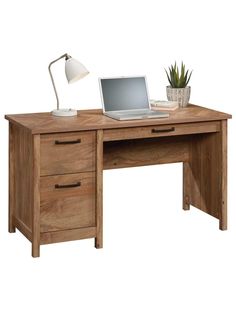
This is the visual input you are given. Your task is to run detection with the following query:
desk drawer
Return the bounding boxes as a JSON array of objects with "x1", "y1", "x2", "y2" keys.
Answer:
[
  {"x1": 103, "y1": 121, "x2": 220, "y2": 141},
  {"x1": 40, "y1": 131, "x2": 95, "y2": 176},
  {"x1": 40, "y1": 172, "x2": 95, "y2": 232}
]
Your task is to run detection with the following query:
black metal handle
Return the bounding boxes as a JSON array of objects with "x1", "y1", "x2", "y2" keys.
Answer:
[
  {"x1": 55, "y1": 182, "x2": 81, "y2": 189},
  {"x1": 151, "y1": 127, "x2": 175, "y2": 133},
  {"x1": 55, "y1": 139, "x2": 81, "y2": 145}
]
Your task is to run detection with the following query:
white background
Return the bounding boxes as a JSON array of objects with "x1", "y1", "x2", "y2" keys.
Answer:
[{"x1": 0, "y1": 0, "x2": 235, "y2": 313}]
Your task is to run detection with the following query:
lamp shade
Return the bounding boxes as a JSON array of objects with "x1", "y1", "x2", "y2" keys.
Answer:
[{"x1": 65, "y1": 57, "x2": 89, "y2": 84}]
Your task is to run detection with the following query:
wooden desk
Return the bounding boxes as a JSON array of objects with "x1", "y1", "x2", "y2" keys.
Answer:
[{"x1": 5, "y1": 105, "x2": 232, "y2": 257}]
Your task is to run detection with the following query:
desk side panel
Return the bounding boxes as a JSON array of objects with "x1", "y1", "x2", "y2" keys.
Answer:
[
  {"x1": 9, "y1": 124, "x2": 34, "y2": 235},
  {"x1": 188, "y1": 131, "x2": 222, "y2": 220}
]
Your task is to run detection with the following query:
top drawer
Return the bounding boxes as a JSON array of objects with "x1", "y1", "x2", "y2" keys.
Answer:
[
  {"x1": 40, "y1": 131, "x2": 96, "y2": 176},
  {"x1": 103, "y1": 121, "x2": 220, "y2": 142}
]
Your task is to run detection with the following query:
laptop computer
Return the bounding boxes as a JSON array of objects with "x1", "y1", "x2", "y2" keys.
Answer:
[{"x1": 99, "y1": 76, "x2": 169, "y2": 121}]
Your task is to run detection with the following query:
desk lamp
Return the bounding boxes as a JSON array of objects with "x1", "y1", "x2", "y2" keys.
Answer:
[{"x1": 48, "y1": 53, "x2": 89, "y2": 116}]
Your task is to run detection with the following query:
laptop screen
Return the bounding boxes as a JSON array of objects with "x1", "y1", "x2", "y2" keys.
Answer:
[{"x1": 100, "y1": 77, "x2": 150, "y2": 112}]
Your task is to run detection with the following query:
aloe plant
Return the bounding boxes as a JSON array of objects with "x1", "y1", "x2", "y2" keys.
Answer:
[{"x1": 165, "y1": 62, "x2": 192, "y2": 88}]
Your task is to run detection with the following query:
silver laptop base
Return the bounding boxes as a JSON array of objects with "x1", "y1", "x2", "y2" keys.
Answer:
[{"x1": 105, "y1": 110, "x2": 169, "y2": 121}]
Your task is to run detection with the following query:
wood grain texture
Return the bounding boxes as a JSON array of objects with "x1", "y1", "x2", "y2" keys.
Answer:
[
  {"x1": 183, "y1": 162, "x2": 191, "y2": 210},
  {"x1": 103, "y1": 121, "x2": 220, "y2": 142},
  {"x1": 104, "y1": 136, "x2": 189, "y2": 170},
  {"x1": 95, "y1": 130, "x2": 103, "y2": 248},
  {"x1": 199, "y1": 133, "x2": 220, "y2": 218},
  {"x1": 9, "y1": 124, "x2": 34, "y2": 231},
  {"x1": 40, "y1": 172, "x2": 96, "y2": 232},
  {"x1": 187, "y1": 136, "x2": 202, "y2": 209},
  {"x1": 9, "y1": 124, "x2": 15, "y2": 232},
  {"x1": 219, "y1": 120, "x2": 227, "y2": 230},
  {"x1": 32, "y1": 134, "x2": 40, "y2": 257},
  {"x1": 185, "y1": 127, "x2": 228, "y2": 228},
  {"x1": 41, "y1": 227, "x2": 96, "y2": 245},
  {"x1": 5, "y1": 105, "x2": 231, "y2": 134},
  {"x1": 8, "y1": 124, "x2": 41, "y2": 256},
  {"x1": 13, "y1": 216, "x2": 32, "y2": 242},
  {"x1": 40, "y1": 131, "x2": 96, "y2": 176}
]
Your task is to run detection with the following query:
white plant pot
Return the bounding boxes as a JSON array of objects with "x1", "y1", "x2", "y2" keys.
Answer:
[{"x1": 166, "y1": 86, "x2": 191, "y2": 108}]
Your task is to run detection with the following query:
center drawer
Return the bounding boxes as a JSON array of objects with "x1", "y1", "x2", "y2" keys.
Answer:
[
  {"x1": 103, "y1": 121, "x2": 220, "y2": 142},
  {"x1": 40, "y1": 172, "x2": 95, "y2": 233},
  {"x1": 40, "y1": 131, "x2": 96, "y2": 176}
]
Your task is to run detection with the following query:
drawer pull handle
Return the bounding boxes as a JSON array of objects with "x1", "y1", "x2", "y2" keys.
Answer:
[
  {"x1": 151, "y1": 127, "x2": 175, "y2": 133},
  {"x1": 55, "y1": 139, "x2": 81, "y2": 145},
  {"x1": 55, "y1": 182, "x2": 81, "y2": 189}
]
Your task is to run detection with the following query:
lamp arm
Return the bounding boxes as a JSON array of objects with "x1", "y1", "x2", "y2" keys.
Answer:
[{"x1": 48, "y1": 53, "x2": 71, "y2": 110}]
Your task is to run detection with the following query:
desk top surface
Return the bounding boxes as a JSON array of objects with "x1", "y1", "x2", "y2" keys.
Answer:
[{"x1": 5, "y1": 105, "x2": 232, "y2": 134}]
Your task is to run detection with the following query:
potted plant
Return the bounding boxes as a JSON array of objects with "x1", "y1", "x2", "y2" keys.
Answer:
[{"x1": 165, "y1": 62, "x2": 192, "y2": 108}]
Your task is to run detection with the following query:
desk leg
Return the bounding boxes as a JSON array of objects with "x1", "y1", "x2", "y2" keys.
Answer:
[
  {"x1": 219, "y1": 120, "x2": 227, "y2": 230},
  {"x1": 9, "y1": 124, "x2": 16, "y2": 233},
  {"x1": 95, "y1": 130, "x2": 103, "y2": 248},
  {"x1": 32, "y1": 135, "x2": 40, "y2": 257},
  {"x1": 183, "y1": 162, "x2": 191, "y2": 210}
]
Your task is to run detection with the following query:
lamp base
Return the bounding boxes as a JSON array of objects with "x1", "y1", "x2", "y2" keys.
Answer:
[{"x1": 52, "y1": 108, "x2": 77, "y2": 117}]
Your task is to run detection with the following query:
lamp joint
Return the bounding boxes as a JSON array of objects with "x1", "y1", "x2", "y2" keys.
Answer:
[{"x1": 65, "y1": 54, "x2": 72, "y2": 60}]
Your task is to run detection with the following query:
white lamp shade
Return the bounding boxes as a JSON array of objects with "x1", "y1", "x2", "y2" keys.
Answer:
[{"x1": 65, "y1": 58, "x2": 89, "y2": 84}]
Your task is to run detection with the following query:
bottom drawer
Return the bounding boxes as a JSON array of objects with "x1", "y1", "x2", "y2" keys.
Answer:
[{"x1": 40, "y1": 172, "x2": 95, "y2": 232}]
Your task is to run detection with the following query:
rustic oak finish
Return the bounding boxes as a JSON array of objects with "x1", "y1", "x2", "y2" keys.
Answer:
[
  {"x1": 40, "y1": 172, "x2": 96, "y2": 232},
  {"x1": 9, "y1": 124, "x2": 15, "y2": 233},
  {"x1": 32, "y1": 134, "x2": 40, "y2": 257},
  {"x1": 220, "y1": 120, "x2": 227, "y2": 230},
  {"x1": 104, "y1": 136, "x2": 190, "y2": 169},
  {"x1": 103, "y1": 121, "x2": 220, "y2": 142},
  {"x1": 5, "y1": 105, "x2": 231, "y2": 257},
  {"x1": 95, "y1": 130, "x2": 103, "y2": 249},
  {"x1": 9, "y1": 124, "x2": 34, "y2": 232},
  {"x1": 40, "y1": 227, "x2": 97, "y2": 245},
  {"x1": 40, "y1": 131, "x2": 96, "y2": 176},
  {"x1": 5, "y1": 105, "x2": 229, "y2": 134}
]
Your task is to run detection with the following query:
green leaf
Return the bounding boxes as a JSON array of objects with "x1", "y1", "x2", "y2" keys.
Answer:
[
  {"x1": 183, "y1": 70, "x2": 189, "y2": 87},
  {"x1": 174, "y1": 70, "x2": 178, "y2": 88},
  {"x1": 176, "y1": 67, "x2": 180, "y2": 86},
  {"x1": 180, "y1": 62, "x2": 185, "y2": 83},
  {"x1": 165, "y1": 69, "x2": 172, "y2": 86},
  {"x1": 185, "y1": 70, "x2": 193, "y2": 86},
  {"x1": 169, "y1": 66, "x2": 175, "y2": 87}
]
